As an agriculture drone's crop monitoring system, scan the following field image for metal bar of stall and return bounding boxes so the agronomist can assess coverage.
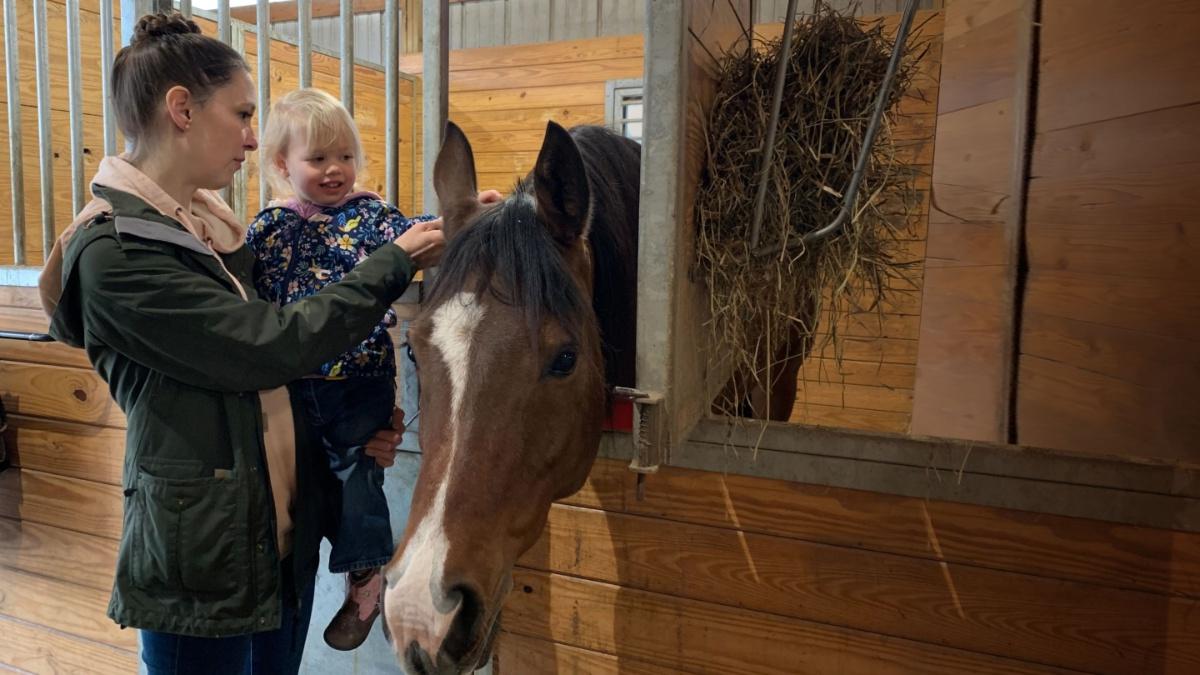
[230,24,247,223]
[2,0,23,264]
[122,2,169,153]
[258,0,271,207]
[340,0,354,114]
[218,0,231,44]
[299,0,312,88]
[66,0,85,215]
[385,0,399,205]
[33,0,55,261]
[100,0,117,157]
[423,0,448,214]
[179,0,192,18]
[747,0,797,251]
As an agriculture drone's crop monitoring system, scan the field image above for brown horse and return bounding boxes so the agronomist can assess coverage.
[381,120,639,674]
[381,118,811,673]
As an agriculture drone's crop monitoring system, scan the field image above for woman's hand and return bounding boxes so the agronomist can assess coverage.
[478,189,503,205]
[363,407,407,469]
[394,218,445,269]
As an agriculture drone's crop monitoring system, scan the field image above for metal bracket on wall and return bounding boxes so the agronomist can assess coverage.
[613,386,666,500]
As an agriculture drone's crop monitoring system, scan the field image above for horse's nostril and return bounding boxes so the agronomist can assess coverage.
[440,583,484,664]
[406,640,434,675]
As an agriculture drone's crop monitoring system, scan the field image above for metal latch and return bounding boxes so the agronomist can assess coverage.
[611,386,666,501]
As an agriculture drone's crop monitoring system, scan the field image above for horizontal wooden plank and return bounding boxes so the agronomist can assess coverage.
[0,286,41,309]
[399,33,646,74]
[1026,220,1200,283]
[1032,103,1200,178]
[449,105,606,134]
[0,361,124,428]
[793,380,913,413]
[566,459,1200,599]
[0,518,117,593]
[504,569,1078,675]
[6,415,124,486]
[0,469,123,541]
[790,401,910,433]
[1016,354,1200,463]
[1027,166,1200,229]
[1021,312,1200,393]
[1037,0,1200,132]
[0,566,135,652]
[810,335,919,365]
[452,83,607,113]
[496,632,683,675]
[445,58,644,92]
[0,615,136,675]
[0,337,91,370]
[1022,268,1200,340]
[520,503,1200,674]
[0,306,48,332]
[801,358,916,389]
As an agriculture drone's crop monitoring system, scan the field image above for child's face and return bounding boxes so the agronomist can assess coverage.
[277,136,357,206]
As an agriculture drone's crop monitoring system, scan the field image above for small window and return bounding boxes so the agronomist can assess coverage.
[606,79,644,143]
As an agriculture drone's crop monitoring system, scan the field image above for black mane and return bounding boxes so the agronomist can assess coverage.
[425,125,640,388]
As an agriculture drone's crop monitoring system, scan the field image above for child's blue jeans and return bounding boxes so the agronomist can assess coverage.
[293,376,396,574]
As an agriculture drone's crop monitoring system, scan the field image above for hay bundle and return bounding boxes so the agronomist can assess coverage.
[696,3,929,417]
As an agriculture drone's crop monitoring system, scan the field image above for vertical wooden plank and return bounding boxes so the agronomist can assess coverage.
[449,1,463,50]
[600,0,643,36]
[910,0,1027,443]
[507,0,550,44]
[480,0,507,47]
[552,0,599,41]
[460,0,479,48]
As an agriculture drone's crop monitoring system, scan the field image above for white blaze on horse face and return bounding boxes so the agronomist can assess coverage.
[385,292,484,664]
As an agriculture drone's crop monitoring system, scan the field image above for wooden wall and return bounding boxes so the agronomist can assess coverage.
[911,0,1200,461]
[0,0,415,266]
[503,455,1200,673]
[0,286,136,672]
[1017,0,1200,461]
[399,13,938,436]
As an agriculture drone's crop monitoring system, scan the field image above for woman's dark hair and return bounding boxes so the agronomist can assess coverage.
[112,12,248,142]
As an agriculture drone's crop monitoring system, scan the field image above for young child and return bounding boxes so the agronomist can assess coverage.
[246,88,435,651]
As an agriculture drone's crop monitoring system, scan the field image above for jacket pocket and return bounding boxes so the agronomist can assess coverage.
[130,459,246,596]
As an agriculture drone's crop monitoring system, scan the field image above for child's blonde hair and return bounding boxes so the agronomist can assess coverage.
[260,87,364,198]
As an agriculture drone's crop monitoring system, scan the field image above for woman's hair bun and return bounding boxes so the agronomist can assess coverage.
[132,12,200,45]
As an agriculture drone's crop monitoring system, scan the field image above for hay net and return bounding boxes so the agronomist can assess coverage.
[695,1,930,418]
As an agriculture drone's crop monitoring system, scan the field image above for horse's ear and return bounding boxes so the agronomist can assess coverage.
[533,122,590,248]
[433,121,480,238]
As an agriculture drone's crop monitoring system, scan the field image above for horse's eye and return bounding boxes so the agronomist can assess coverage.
[405,343,418,367]
[548,349,577,377]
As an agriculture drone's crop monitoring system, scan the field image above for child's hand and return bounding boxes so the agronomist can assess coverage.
[364,407,407,469]
[393,218,445,268]
[478,189,503,205]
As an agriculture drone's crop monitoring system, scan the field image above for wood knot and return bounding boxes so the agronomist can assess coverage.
[72,389,88,402]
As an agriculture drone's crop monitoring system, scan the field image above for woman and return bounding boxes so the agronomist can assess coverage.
[37,12,465,674]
